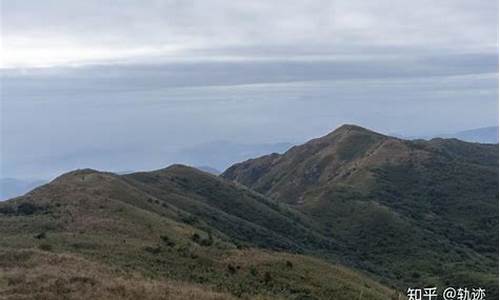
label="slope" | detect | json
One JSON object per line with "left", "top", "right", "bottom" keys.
{"left": 0, "top": 167, "right": 395, "bottom": 300}
{"left": 223, "top": 124, "right": 499, "bottom": 296}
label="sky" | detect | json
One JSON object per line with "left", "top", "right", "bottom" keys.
{"left": 1, "top": 0, "right": 498, "bottom": 67}
{"left": 0, "top": 0, "right": 499, "bottom": 180}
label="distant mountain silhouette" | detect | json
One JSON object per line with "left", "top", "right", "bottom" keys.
{"left": 448, "top": 126, "right": 498, "bottom": 143}
{"left": 176, "top": 140, "right": 293, "bottom": 171}
{"left": 395, "top": 126, "right": 499, "bottom": 144}
{"left": 0, "top": 178, "right": 46, "bottom": 200}
{"left": 195, "top": 166, "right": 221, "bottom": 175}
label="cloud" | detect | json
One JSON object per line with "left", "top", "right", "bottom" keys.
{"left": 1, "top": 0, "right": 498, "bottom": 68}
{"left": 1, "top": 0, "right": 497, "bottom": 181}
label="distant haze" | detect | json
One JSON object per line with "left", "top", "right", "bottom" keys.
{"left": 1, "top": 0, "right": 498, "bottom": 183}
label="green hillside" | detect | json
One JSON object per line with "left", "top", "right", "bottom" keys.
{"left": 223, "top": 124, "right": 499, "bottom": 297}
{"left": 122, "top": 165, "right": 332, "bottom": 252}
{"left": 0, "top": 166, "right": 395, "bottom": 299}
{"left": 1, "top": 124, "right": 497, "bottom": 299}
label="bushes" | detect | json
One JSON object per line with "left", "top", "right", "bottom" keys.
{"left": 191, "top": 233, "right": 201, "bottom": 243}
{"left": 264, "top": 272, "right": 272, "bottom": 284}
{"left": 199, "top": 238, "right": 213, "bottom": 247}
{"left": 0, "top": 202, "right": 46, "bottom": 216}
{"left": 191, "top": 232, "right": 213, "bottom": 247}
{"left": 34, "top": 232, "right": 47, "bottom": 239}
{"left": 0, "top": 206, "right": 16, "bottom": 215}
{"left": 17, "top": 203, "right": 44, "bottom": 215}
{"left": 39, "top": 243, "right": 53, "bottom": 251}
{"left": 249, "top": 266, "right": 258, "bottom": 276}
{"left": 227, "top": 264, "right": 237, "bottom": 274}
{"left": 160, "top": 235, "right": 175, "bottom": 247}
{"left": 144, "top": 246, "right": 161, "bottom": 255}
{"left": 181, "top": 215, "right": 198, "bottom": 225}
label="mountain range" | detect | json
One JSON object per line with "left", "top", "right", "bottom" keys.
{"left": 394, "top": 126, "right": 499, "bottom": 144}
{"left": 0, "top": 178, "right": 46, "bottom": 201}
{"left": 444, "top": 126, "right": 499, "bottom": 144}
{"left": 175, "top": 141, "right": 294, "bottom": 171}
{"left": 0, "top": 125, "right": 497, "bottom": 299}
{"left": 2, "top": 126, "right": 496, "bottom": 201}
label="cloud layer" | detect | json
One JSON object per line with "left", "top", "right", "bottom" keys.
{"left": 2, "top": 0, "right": 498, "bottom": 67}
{"left": 1, "top": 0, "right": 498, "bottom": 180}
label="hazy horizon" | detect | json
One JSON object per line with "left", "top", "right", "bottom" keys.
{"left": 1, "top": 0, "right": 498, "bottom": 181}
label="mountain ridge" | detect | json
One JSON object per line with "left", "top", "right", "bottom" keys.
{"left": 1, "top": 159, "right": 397, "bottom": 299}
{"left": 0, "top": 124, "right": 498, "bottom": 299}
{"left": 222, "top": 124, "right": 499, "bottom": 296}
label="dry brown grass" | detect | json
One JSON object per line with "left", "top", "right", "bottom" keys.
{"left": 0, "top": 248, "right": 237, "bottom": 300}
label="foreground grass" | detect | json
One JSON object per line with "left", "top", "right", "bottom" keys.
{"left": 0, "top": 248, "right": 241, "bottom": 300}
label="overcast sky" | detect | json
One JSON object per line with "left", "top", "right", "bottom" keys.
{"left": 1, "top": 0, "right": 498, "bottom": 180}
{"left": 2, "top": 0, "right": 498, "bottom": 67}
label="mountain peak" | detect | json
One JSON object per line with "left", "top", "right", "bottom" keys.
{"left": 148, "top": 164, "right": 203, "bottom": 176}
{"left": 336, "top": 124, "right": 368, "bottom": 131}
{"left": 54, "top": 168, "right": 101, "bottom": 179}
{"left": 52, "top": 168, "right": 114, "bottom": 185}
{"left": 330, "top": 124, "right": 385, "bottom": 137}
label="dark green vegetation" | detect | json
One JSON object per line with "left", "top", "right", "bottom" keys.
{"left": 122, "top": 166, "right": 331, "bottom": 252}
{"left": 1, "top": 124, "right": 497, "bottom": 299}
{"left": 0, "top": 163, "right": 394, "bottom": 299}
{"left": 223, "top": 124, "right": 499, "bottom": 298}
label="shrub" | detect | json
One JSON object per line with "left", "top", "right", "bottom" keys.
{"left": 264, "top": 272, "right": 272, "bottom": 284}
{"left": 17, "top": 203, "right": 44, "bottom": 215}
{"left": 34, "top": 232, "right": 47, "bottom": 240}
{"left": 39, "top": 243, "right": 53, "bottom": 251}
{"left": 227, "top": 264, "right": 236, "bottom": 274}
{"left": 191, "top": 233, "right": 201, "bottom": 243}
{"left": 200, "top": 233, "right": 214, "bottom": 247}
{"left": 0, "top": 206, "right": 16, "bottom": 215}
{"left": 144, "top": 246, "right": 161, "bottom": 254}
{"left": 181, "top": 215, "right": 198, "bottom": 225}
{"left": 160, "top": 235, "right": 175, "bottom": 247}
{"left": 200, "top": 238, "right": 213, "bottom": 247}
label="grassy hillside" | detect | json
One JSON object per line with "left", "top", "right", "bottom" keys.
{"left": 122, "top": 165, "right": 333, "bottom": 252}
{"left": 223, "top": 124, "right": 499, "bottom": 297}
{"left": 2, "top": 124, "right": 497, "bottom": 299}
{"left": 0, "top": 167, "right": 396, "bottom": 299}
